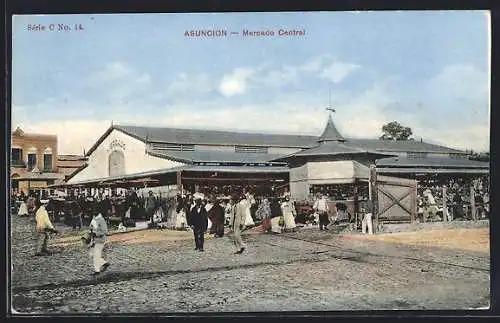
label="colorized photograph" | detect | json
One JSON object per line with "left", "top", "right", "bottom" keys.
{"left": 10, "top": 11, "right": 490, "bottom": 313}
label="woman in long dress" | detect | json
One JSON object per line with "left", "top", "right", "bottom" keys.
{"left": 281, "top": 197, "right": 297, "bottom": 232}
{"left": 18, "top": 199, "right": 29, "bottom": 217}
{"left": 256, "top": 198, "right": 272, "bottom": 232}
{"left": 243, "top": 193, "right": 255, "bottom": 227}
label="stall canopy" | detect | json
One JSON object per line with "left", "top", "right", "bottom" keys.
{"left": 50, "top": 164, "right": 289, "bottom": 189}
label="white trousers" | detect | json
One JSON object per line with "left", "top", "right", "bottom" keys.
{"left": 89, "top": 242, "right": 107, "bottom": 272}
{"left": 361, "top": 213, "right": 373, "bottom": 235}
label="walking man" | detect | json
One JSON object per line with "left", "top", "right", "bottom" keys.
{"left": 361, "top": 200, "right": 373, "bottom": 235}
{"left": 88, "top": 203, "right": 110, "bottom": 276}
{"left": 230, "top": 194, "right": 246, "bottom": 254}
{"left": 189, "top": 198, "right": 208, "bottom": 251}
{"left": 145, "top": 190, "right": 157, "bottom": 225}
{"left": 34, "top": 199, "right": 58, "bottom": 256}
{"left": 313, "top": 194, "right": 330, "bottom": 231}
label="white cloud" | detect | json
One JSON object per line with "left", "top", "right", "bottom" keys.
{"left": 261, "top": 66, "right": 300, "bottom": 87}
{"left": 299, "top": 54, "right": 334, "bottom": 72}
{"left": 167, "top": 73, "right": 214, "bottom": 98}
{"left": 218, "top": 68, "right": 255, "bottom": 96}
{"left": 320, "top": 61, "right": 361, "bottom": 83}
{"left": 84, "top": 61, "right": 152, "bottom": 102}
{"left": 425, "top": 64, "right": 489, "bottom": 103}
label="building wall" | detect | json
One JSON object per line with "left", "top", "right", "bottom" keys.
{"left": 68, "top": 129, "right": 184, "bottom": 183}
{"left": 12, "top": 133, "right": 58, "bottom": 172}
{"left": 290, "top": 181, "right": 310, "bottom": 202}
{"left": 307, "top": 161, "right": 355, "bottom": 181}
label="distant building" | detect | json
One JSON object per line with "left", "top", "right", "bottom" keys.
{"left": 10, "top": 127, "right": 87, "bottom": 196}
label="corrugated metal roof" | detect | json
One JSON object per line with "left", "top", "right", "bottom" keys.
{"left": 114, "top": 124, "right": 465, "bottom": 154}
{"left": 150, "top": 149, "right": 286, "bottom": 164}
{"left": 290, "top": 142, "right": 394, "bottom": 157}
{"left": 115, "top": 124, "right": 318, "bottom": 148}
{"left": 268, "top": 141, "right": 395, "bottom": 162}
{"left": 85, "top": 122, "right": 467, "bottom": 158}
{"left": 344, "top": 138, "right": 464, "bottom": 153}
{"left": 318, "top": 114, "right": 345, "bottom": 142}
{"left": 376, "top": 156, "right": 489, "bottom": 169}
{"left": 377, "top": 167, "right": 489, "bottom": 175}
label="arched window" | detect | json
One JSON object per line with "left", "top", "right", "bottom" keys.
{"left": 108, "top": 150, "right": 125, "bottom": 177}
{"left": 43, "top": 147, "right": 53, "bottom": 172}
{"left": 27, "top": 147, "right": 37, "bottom": 171}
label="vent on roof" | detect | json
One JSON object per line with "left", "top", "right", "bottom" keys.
{"left": 235, "top": 146, "right": 268, "bottom": 154}
{"left": 407, "top": 152, "right": 428, "bottom": 159}
{"left": 150, "top": 142, "right": 195, "bottom": 152}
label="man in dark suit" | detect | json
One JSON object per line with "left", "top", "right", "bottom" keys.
{"left": 188, "top": 198, "right": 208, "bottom": 251}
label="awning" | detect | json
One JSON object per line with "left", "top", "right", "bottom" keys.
{"left": 56, "top": 164, "right": 290, "bottom": 188}
{"left": 377, "top": 167, "right": 489, "bottom": 175}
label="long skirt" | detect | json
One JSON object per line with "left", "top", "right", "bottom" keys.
{"left": 18, "top": 203, "right": 29, "bottom": 216}
{"left": 244, "top": 208, "right": 255, "bottom": 226}
{"left": 283, "top": 211, "right": 296, "bottom": 230}
{"left": 270, "top": 217, "right": 282, "bottom": 234}
{"left": 175, "top": 210, "right": 188, "bottom": 229}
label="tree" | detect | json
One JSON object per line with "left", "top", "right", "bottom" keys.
{"left": 380, "top": 121, "right": 413, "bottom": 141}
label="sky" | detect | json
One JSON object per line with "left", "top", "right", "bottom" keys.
{"left": 11, "top": 11, "right": 490, "bottom": 155}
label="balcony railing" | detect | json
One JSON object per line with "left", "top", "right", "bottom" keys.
{"left": 11, "top": 160, "right": 25, "bottom": 168}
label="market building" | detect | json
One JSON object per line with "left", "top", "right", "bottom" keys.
{"left": 63, "top": 114, "right": 489, "bottom": 202}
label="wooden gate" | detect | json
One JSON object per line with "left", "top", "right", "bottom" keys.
{"left": 372, "top": 172, "right": 417, "bottom": 224}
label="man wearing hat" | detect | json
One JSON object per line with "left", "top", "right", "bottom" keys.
{"left": 145, "top": 190, "right": 157, "bottom": 225}
{"left": 34, "top": 199, "right": 58, "bottom": 256}
{"left": 229, "top": 194, "right": 247, "bottom": 254}
{"left": 87, "top": 202, "right": 110, "bottom": 275}
{"left": 313, "top": 194, "right": 330, "bottom": 231}
{"left": 188, "top": 198, "right": 208, "bottom": 251}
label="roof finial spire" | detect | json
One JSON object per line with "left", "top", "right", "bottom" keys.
{"left": 326, "top": 87, "right": 336, "bottom": 114}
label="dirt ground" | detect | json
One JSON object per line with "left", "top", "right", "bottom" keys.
{"left": 11, "top": 216, "right": 491, "bottom": 313}
{"left": 344, "top": 228, "right": 490, "bottom": 253}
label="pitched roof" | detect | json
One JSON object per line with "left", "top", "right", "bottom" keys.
{"left": 116, "top": 124, "right": 318, "bottom": 148}
{"left": 84, "top": 123, "right": 466, "bottom": 157}
{"left": 344, "top": 138, "right": 464, "bottom": 153}
{"left": 317, "top": 114, "right": 345, "bottom": 142}
{"left": 149, "top": 149, "right": 286, "bottom": 165}
{"left": 376, "top": 156, "right": 489, "bottom": 169}
{"left": 269, "top": 141, "right": 396, "bottom": 162}
{"left": 377, "top": 167, "right": 489, "bottom": 175}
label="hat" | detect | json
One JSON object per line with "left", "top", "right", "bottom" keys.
{"left": 40, "top": 199, "right": 50, "bottom": 204}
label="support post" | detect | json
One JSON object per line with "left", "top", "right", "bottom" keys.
{"left": 410, "top": 182, "right": 416, "bottom": 223}
{"left": 470, "top": 181, "right": 476, "bottom": 221}
{"left": 176, "top": 171, "right": 183, "bottom": 194}
{"left": 442, "top": 185, "right": 448, "bottom": 222}
{"left": 369, "top": 165, "right": 378, "bottom": 234}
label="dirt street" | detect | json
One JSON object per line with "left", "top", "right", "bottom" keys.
{"left": 10, "top": 216, "right": 490, "bottom": 313}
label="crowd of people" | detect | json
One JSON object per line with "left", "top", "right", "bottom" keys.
{"left": 416, "top": 176, "right": 490, "bottom": 221}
